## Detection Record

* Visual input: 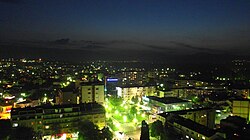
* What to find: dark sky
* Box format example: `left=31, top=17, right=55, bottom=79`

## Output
left=1, top=0, right=250, bottom=61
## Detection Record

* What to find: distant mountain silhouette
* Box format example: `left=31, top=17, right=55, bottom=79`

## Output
left=1, top=45, right=249, bottom=65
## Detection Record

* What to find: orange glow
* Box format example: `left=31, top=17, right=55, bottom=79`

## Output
left=0, top=113, right=10, bottom=119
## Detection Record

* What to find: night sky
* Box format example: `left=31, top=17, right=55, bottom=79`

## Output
left=1, top=0, right=250, bottom=61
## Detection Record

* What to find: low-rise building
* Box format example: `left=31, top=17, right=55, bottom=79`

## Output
left=158, top=113, right=223, bottom=140
left=169, top=115, right=218, bottom=140
left=143, top=96, right=192, bottom=114
left=157, top=108, right=215, bottom=129
left=220, top=116, right=247, bottom=139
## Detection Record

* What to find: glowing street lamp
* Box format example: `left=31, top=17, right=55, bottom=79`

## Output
left=115, top=110, right=119, bottom=115
left=133, top=118, right=138, bottom=123
left=142, top=113, right=145, bottom=118
left=115, top=122, right=121, bottom=128
left=123, top=116, right=127, bottom=122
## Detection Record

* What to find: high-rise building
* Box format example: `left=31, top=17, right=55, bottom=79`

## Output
left=232, top=60, right=248, bottom=81
left=81, top=82, right=104, bottom=104
left=117, top=71, right=147, bottom=86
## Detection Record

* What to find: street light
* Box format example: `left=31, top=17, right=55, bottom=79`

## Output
left=115, top=110, right=119, bottom=115
left=123, top=116, right=127, bottom=122
left=142, top=113, right=145, bottom=118
left=133, top=118, right=138, bottom=123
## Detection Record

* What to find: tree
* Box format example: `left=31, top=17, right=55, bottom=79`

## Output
left=101, top=127, right=113, bottom=140
left=0, top=120, right=11, bottom=140
left=131, top=96, right=139, bottom=104
left=130, top=106, right=137, bottom=116
left=109, top=97, right=123, bottom=107
left=150, top=120, right=164, bottom=139
left=10, top=126, right=35, bottom=140
left=51, top=122, right=61, bottom=138
left=140, top=120, right=149, bottom=140
left=78, top=120, right=101, bottom=140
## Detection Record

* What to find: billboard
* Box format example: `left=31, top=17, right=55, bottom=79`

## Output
left=106, top=78, right=118, bottom=82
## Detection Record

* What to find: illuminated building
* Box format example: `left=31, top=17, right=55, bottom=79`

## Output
left=81, top=82, right=105, bottom=104
left=165, top=114, right=220, bottom=140
left=116, top=85, right=156, bottom=101
left=174, top=80, right=197, bottom=88
left=171, top=87, right=196, bottom=98
left=0, top=104, right=12, bottom=119
left=117, top=71, right=147, bottom=86
left=232, top=60, right=248, bottom=81
left=142, top=96, right=192, bottom=114
left=14, top=100, right=39, bottom=108
left=231, top=88, right=250, bottom=99
left=172, top=85, right=228, bottom=98
left=105, top=78, right=119, bottom=95
left=157, top=89, right=172, bottom=97
left=11, top=103, right=105, bottom=136
left=232, top=99, right=250, bottom=122
left=157, top=108, right=215, bottom=129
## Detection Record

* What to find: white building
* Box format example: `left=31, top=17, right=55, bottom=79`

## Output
left=81, top=82, right=105, bottom=104
left=116, top=85, right=156, bottom=101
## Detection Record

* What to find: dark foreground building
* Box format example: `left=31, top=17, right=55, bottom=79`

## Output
left=11, top=103, right=105, bottom=136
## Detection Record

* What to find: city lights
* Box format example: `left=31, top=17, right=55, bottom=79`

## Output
left=0, top=56, right=249, bottom=139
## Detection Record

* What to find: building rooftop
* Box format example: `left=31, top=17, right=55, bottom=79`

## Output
left=117, top=84, right=155, bottom=88
left=80, top=81, right=104, bottom=86
left=158, top=107, right=213, bottom=117
left=174, top=115, right=216, bottom=137
left=147, top=96, right=189, bottom=104
left=233, top=99, right=250, bottom=102
left=11, top=103, right=105, bottom=115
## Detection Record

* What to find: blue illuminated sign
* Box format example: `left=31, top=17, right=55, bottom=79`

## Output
left=107, top=78, right=118, bottom=82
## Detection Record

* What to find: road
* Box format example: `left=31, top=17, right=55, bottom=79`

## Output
left=125, top=128, right=140, bottom=140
